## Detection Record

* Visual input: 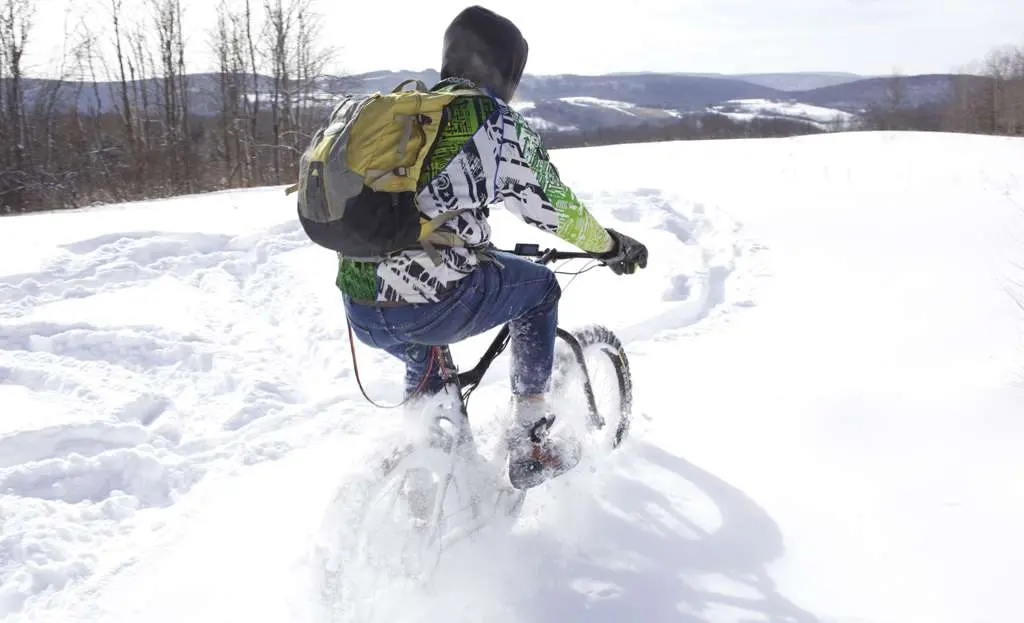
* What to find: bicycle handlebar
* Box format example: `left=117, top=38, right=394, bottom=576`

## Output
left=495, top=243, right=602, bottom=265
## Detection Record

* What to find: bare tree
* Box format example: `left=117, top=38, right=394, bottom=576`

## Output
left=994, top=44, right=1024, bottom=135
left=174, top=0, right=192, bottom=190
left=0, top=0, right=35, bottom=211
left=869, top=68, right=906, bottom=131
left=943, top=42, right=1024, bottom=136
left=983, top=46, right=1012, bottom=133
left=78, top=24, right=116, bottom=193
left=945, top=72, right=973, bottom=133
left=110, top=0, right=136, bottom=167
left=244, top=0, right=261, bottom=184
left=33, top=5, right=78, bottom=173
left=0, top=7, right=8, bottom=178
left=211, top=0, right=252, bottom=186
left=149, top=0, right=193, bottom=192
left=258, top=0, right=334, bottom=183
left=128, top=20, right=156, bottom=152
left=0, top=2, right=33, bottom=163
left=887, top=68, right=905, bottom=111
left=292, top=1, right=333, bottom=150
left=212, top=3, right=233, bottom=183
left=263, top=0, right=291, bottom=182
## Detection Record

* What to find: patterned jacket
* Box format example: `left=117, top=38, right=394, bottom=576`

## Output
left=336, top=78, right=613, bottom=304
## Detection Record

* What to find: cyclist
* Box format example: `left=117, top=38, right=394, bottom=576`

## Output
left=341, top=5, right=648, bottom=489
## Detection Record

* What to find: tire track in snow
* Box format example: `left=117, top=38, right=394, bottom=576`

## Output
left=0, top=422, right=151, bottom=469
left=0, top=232, right=231, bottom=318
left=574, top=188, right=765, bottom=344
left=0, top=222, right=307, bottom=319
left=0, top=321, right=214, bottom=373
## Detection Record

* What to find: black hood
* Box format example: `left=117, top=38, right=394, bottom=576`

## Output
left=440, top=6, right=528, bottom=102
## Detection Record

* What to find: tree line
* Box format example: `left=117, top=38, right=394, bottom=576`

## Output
left=0, top=0, right=336, bottom=214
left=857, top=43, right=1024, bottom=135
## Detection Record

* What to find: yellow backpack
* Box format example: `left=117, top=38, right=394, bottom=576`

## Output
left=290, top=79, right=483, bottom=263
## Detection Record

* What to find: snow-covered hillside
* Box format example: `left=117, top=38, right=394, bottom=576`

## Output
left=2, top=132, right=1024, bottom=623
left=516, top=95, right=855, bottom=134
left=709, top=98, right=857, bottom=129
left=557, top=96, right=682, bottom=120
left=513, top=96, right=681, bottom=132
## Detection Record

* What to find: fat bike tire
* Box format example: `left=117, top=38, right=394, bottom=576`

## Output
left=344, top=435, right=524, bottom=589
left=554, top=324, right=633, bottom=450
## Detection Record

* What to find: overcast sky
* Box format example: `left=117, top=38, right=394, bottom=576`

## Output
left=22, top=0, right=1024, bottom=79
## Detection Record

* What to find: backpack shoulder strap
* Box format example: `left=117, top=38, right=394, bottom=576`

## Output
left=391, top=79, right=428, bottom=93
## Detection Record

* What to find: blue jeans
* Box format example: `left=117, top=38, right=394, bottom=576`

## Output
left=344, top=252, right=561, bottom=398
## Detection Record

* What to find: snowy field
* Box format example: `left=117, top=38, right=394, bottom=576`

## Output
left=2, top=131, right=1024, bottom=622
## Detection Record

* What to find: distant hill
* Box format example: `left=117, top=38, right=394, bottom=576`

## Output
left=517, top=73, right=782, bottom=109
left=8, top=69, right=972, bottom=135
left=597, top=71, right=864, bottom=91
left=334, top=70, right=955, bottom=112
left=728, top=72, right=865, bottom=91
left=785, top=74, right=967, bottom=110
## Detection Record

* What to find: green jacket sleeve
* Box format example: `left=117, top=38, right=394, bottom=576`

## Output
left=497, top=109, right=614, bottom=254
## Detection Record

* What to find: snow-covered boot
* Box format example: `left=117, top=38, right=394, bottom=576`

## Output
left=506, top=398, right=582, bottom=490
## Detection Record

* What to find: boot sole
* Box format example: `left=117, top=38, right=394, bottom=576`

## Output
left=508, top=452, right=582, bottom=490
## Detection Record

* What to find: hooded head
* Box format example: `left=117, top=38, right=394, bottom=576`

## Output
left=440, top=6, right=529, bottom=102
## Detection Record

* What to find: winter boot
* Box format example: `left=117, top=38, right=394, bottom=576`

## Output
left=506, top=397, right=582, bottom=490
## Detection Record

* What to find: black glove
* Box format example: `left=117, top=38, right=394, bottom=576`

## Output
left=598, top=228, right=648, bottom=275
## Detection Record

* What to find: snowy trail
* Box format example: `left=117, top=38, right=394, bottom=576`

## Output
left=2, top=132, right=1024, bottom=623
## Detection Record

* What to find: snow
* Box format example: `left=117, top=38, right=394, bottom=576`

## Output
left=710, top=98, right=857, bottom=129
left=522, top=116, right=578, bottom=132
left=559, top=96, right=639, bottom=117
left=514, top=97, right=679, bottom=125
left=2, top=131, right=1024, bottom=623
left=557, top=96, right=683, bottom=120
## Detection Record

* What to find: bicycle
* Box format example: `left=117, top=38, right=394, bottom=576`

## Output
left=313, top=243, right=633, bottom=616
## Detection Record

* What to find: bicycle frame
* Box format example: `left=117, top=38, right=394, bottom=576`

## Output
left=433, top=243, right=608, bottom=432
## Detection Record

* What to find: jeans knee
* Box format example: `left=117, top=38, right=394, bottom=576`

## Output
left=541, top=269, right=561, bottom=309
